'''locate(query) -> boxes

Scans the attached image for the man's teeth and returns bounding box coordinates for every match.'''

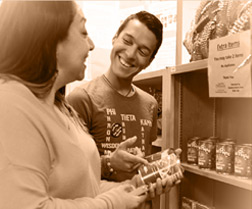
[120,57,132,67]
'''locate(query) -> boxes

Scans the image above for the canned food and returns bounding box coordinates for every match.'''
[234,144,252,178]
[138,163,161,185]
[187,137,201,165]
[198,137,218,169]
[216,140,235,174]
[138,151,180,185]
[144,148,174,163]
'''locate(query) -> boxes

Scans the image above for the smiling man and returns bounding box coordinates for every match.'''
[67,11,163,182]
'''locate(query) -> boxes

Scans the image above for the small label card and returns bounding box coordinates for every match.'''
[208,30,252,97]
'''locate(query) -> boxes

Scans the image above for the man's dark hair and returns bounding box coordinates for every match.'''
[116,11,163,59]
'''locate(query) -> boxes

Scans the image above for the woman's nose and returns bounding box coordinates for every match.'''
[88,37,95,51]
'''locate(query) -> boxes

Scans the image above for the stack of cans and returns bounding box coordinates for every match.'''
[138,149,182,185]
[186,136,252,178]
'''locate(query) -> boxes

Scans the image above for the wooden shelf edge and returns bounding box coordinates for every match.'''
[152,135,162,147]
[181,163,252,191]
[170,59,208,74]
[133,68,167,82]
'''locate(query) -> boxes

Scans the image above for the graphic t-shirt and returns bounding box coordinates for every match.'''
[67,75,158,181]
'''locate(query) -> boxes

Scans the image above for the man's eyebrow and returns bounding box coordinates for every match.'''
[123,33,151,52]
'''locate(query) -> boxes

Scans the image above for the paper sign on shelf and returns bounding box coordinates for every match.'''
[208,30,252,97]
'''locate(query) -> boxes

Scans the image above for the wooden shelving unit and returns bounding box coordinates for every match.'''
[170,60,252,209]
[133,69,173,151]
[131,1,251,209]
[133,68,175,209]
[133,58,251,209]
[182,163,252,191]
[134,69,166,82]
[171,59,208,74]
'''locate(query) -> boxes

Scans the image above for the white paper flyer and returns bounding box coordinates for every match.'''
[208,30,252,97]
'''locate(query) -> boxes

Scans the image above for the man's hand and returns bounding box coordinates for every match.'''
[110,136,148,172]
[148,166,183,198]
[148,148,184,198]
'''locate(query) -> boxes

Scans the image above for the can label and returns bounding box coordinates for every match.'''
[198,137,217,169]
[144,148,174,163]
[138,151,179,185]
[234,144,252,178]
[187,137,200,165]
[138,163,161,185]
[216,141,235,174]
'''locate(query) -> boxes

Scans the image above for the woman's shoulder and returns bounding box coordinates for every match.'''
[0,80,31,102]
[0,80,41,114]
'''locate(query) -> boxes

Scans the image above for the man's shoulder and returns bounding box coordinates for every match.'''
[80,75,105,92]
[68,76,104,96]
[134,85,157,104]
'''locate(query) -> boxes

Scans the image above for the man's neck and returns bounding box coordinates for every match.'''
[104,72,134,97]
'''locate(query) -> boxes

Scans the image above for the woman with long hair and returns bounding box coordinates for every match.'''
[0,1,147,208]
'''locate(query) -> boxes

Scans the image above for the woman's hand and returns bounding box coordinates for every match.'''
[129,167,183,201]
[113,184,147,209]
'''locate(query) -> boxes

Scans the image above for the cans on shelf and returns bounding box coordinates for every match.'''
[234,143,252,178]
[186,136,252,179]
[198,137,218,170]
[187,136,201,165]
[216,140,235,174]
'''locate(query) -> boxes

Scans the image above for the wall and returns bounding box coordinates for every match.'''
[66,0,201,95]
[66,1,120,94]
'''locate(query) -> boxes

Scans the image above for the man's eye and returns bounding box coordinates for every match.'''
[139,49,150,57]
[123,38,132,45]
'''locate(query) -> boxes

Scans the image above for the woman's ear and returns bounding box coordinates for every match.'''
[56,44,61,60]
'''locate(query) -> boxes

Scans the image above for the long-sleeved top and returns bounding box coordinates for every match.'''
[0,80,125,209]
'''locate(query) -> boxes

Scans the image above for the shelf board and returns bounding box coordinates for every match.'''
[152,135,162,147]
[133,68,166,82]
[182,163,252,191]
[170,59,208,74]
